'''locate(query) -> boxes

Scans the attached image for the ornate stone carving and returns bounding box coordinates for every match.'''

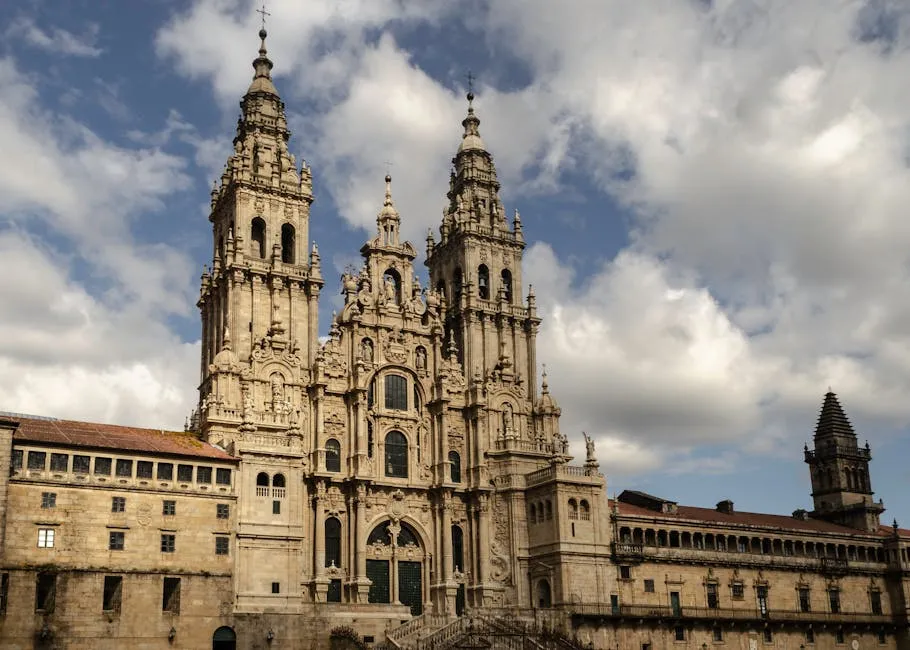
[490,493,512,585]
[383,328,408,364]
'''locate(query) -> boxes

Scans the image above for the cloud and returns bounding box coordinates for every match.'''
[8,17,102,58]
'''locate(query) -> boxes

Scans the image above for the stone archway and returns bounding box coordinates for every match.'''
[212,626,236,650]
[366,520,426,615]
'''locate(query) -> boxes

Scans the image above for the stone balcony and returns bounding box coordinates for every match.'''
[567,603,894,626]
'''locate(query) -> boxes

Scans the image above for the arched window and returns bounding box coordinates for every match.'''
[251,217,266,258]
[478,264,490,299]
[580,500,590,520]
[453,268,463,304]
[545,500,553,520]
[218,236,225,262]
[529,504,537,524]
[325,517,342,567]
[382,269,401,305]
[212,626,237,650]
[398,522,419,547]
[537,579,552,608]
[385,431,408,478]
[385,375,408,410]
[325,439,341,473]
[501,269,513,302]
[281,223,295,263]
[452,526,464,572]
[568,499,578,520]
[256,472,269,486]
[448,451,461,483]
[272,473,286,488]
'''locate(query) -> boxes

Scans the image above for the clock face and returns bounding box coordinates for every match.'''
[852,640,860,650]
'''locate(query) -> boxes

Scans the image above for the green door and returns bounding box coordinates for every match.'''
[399,561,423,615]
[367,560,390,604]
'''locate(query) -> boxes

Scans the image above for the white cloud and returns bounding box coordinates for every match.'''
[8,17,102,58]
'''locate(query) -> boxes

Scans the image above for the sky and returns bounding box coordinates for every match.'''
[1,0,910,525]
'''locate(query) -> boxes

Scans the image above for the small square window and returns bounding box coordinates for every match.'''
[619,565,631,580]
[37,528,55,548]
[763,628,773,643]
[115,459,133,478]
[136,460,153,479]
[713,627,723,642]
[157,463,173,481]
[72,454,90,474]
[197,466,212,484]
[643,579,655,593]
[41,492,56,509]
[215,537,229,555]
[103,576,122,613]
[271,582,280,594]
[94,457,112,475]
[163,500,176,516]
[273,500,281,515]
[216,468,231,485]
[177,464,193,482]
[731,582,745,599]
[50,453,68,472]
[27,451,47,471]
[217,504,230,519]
[109,531,125,551]
[160,534,175,553]
[674,626,685,642]
[112,496,126,513]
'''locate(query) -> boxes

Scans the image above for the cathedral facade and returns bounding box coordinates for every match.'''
[0,29,909,650]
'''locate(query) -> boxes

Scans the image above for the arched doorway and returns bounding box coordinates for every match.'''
[536,579,552,608]
[212,626,236,650]
[366,520,425,615]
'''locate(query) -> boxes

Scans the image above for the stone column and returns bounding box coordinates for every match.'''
[441,492,453,582]
[313,480,329,602]
[477,494,490,587]
[353,483,371,602]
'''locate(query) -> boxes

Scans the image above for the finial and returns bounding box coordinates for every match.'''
[894,519,900,532]
[384,173,393,205]
[466,70,475,105]
[222,325,232,349]
[541,364,549,392]
[256,3,271,33]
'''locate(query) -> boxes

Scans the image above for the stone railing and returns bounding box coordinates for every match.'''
[494,439,555,454]
[609,544,878,572]
[567,603,893,625]
[525,464,601,488]
[611,542,645,557]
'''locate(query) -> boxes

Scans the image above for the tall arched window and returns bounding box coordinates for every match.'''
[452,526,464,573]
[478,264,490,299]
[453,268,463,304]
[580,500,591,521]
[385,375,408,410]
[448,450,461,483]
[256,472,269,486]
[281,223,295,263]
[325,517,342,568]
[529,504,537,524]
[501,269,513,302]
[325,439,341,473]
[272,473,286,488]
[385,431,408,478]
[545,500,553,520]
[251,217,266,258]
[568,498,578,520]
[537,579,552,608]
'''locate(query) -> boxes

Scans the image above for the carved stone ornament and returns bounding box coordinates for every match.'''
[319,337,348,379]
[383,328,408,364]
[490,492,512,585]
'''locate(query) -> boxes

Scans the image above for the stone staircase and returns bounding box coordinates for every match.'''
[378,611,586,650]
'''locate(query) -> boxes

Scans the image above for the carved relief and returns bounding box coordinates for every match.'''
[383,328,408,364]
[490,492,512,585]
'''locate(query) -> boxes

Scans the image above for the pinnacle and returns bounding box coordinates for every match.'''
[814,390,856,439]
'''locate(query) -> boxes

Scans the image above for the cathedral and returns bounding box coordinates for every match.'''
[0,28,909,650]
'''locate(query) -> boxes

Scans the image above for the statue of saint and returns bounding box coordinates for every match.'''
[583,431,596,462]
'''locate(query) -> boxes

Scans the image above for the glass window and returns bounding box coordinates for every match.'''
[136,461,153,479]
[163,500,176,516]
[325,439,341,472]
[384,375,408,410]
[11,449,22,470]
[112,496,126,513]
[799,587,811,612]
[27,451,47,471]
[216,468,231,485]
[757,585,769,615]
[73,455,90,474]
[871,590,882,615]
[50,453,68,472]
[644,579,655,593]
[217,504,230,519]
[196,466,212,484]
[157,463,173,481]
[829,588,841,613]
[732,582,745,599]
[272,500,281,515]
[94,457,112,475]
[41,492,56,509]
[215,536,229,555]
[271,582,280,594]
[325,517,342,568]
[109,531,125,551]
[707,583,719,608]
[384,431,408,478]
[37,529,55,548]
[177,464,193,482]
[160,534,175,553]
[448,451,461,483]
[452,526,464,573]
[115,459,132,478]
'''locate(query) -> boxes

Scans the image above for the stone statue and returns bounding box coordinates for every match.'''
[384,276,397,304]
[415,346,427,371]
[361,338,374,363]
[583,431,596,462]
[271,374,284,411]
[502,403,514,435]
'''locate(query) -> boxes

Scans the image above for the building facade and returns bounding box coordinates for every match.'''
[0,29,909,650]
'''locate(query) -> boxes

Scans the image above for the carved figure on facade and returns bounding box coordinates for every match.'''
[383,328,408,364]
[583,431,596,462]
[360,338,374,364]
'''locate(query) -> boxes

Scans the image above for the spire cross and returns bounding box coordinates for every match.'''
[256,3,271,30]
[384,160,394,176]
[465,70,475,95]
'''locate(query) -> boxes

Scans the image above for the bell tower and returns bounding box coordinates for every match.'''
[196,27,323,449]
[805,391,884,532]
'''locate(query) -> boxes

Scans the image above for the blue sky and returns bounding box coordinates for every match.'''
[1,0,909,526]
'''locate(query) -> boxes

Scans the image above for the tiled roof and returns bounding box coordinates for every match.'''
[6,415,236,462]
[815,391,856,439]
[611,499,904,539]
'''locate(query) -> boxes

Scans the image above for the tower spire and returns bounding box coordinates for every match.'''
[248,25,278,96]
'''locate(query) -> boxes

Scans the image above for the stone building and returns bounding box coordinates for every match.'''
[0,28,909,650]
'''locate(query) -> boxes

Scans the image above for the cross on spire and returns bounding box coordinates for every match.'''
[256,3,271,30]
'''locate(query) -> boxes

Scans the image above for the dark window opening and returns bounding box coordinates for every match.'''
[161,534,175,553]
[328,579,342,603]
[452,526,464,573]
[835,629,845,644]
[806,628,815,644]
[674,626,685,642]
[273,500,281,515]
[216,468,231,485]
[256,472,269,486]
[272,473,286,488]
[215,536,229,555]
[478,264,489,299]
[757,585,769,615]
[385,431,408,478]
[732,582,745,599]
[41,492,56,509]
[829,588,841,614]
[177,464,193,482]
[368,421,374,458]
[112,496,126,513]
[35,573,56,613]
[163,500,176,516]
[713,627,723,642]
[501,269,513,302]
[326,517,342,568]
[103,576,122,613]
[644,579,655,593]
[94,456,112,475]
[385,374,408,410]
[12,449,23,470]
[157,463,173,481]
[136,460,153,479]
[251,217,266,258]
[28,451,47,471]
[0,573,8,615]
[281,223,295,263]
[707,583,719,608]
[162,577,180,613]
[109,531,125,551]
[326,439,341,472]
[271,582,280,594]
[448,450,461,483]
[116,459,132,478]
[871,590,882,615]
[763,628,773,643]
[50,453,68,472]
[799,587,811,612]
[196,466,212,484]
[217,504,230,519]
[453,268,463,304]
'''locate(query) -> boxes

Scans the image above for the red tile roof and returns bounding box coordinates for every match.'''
[6,416,236,462]
[610,499,905,539]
